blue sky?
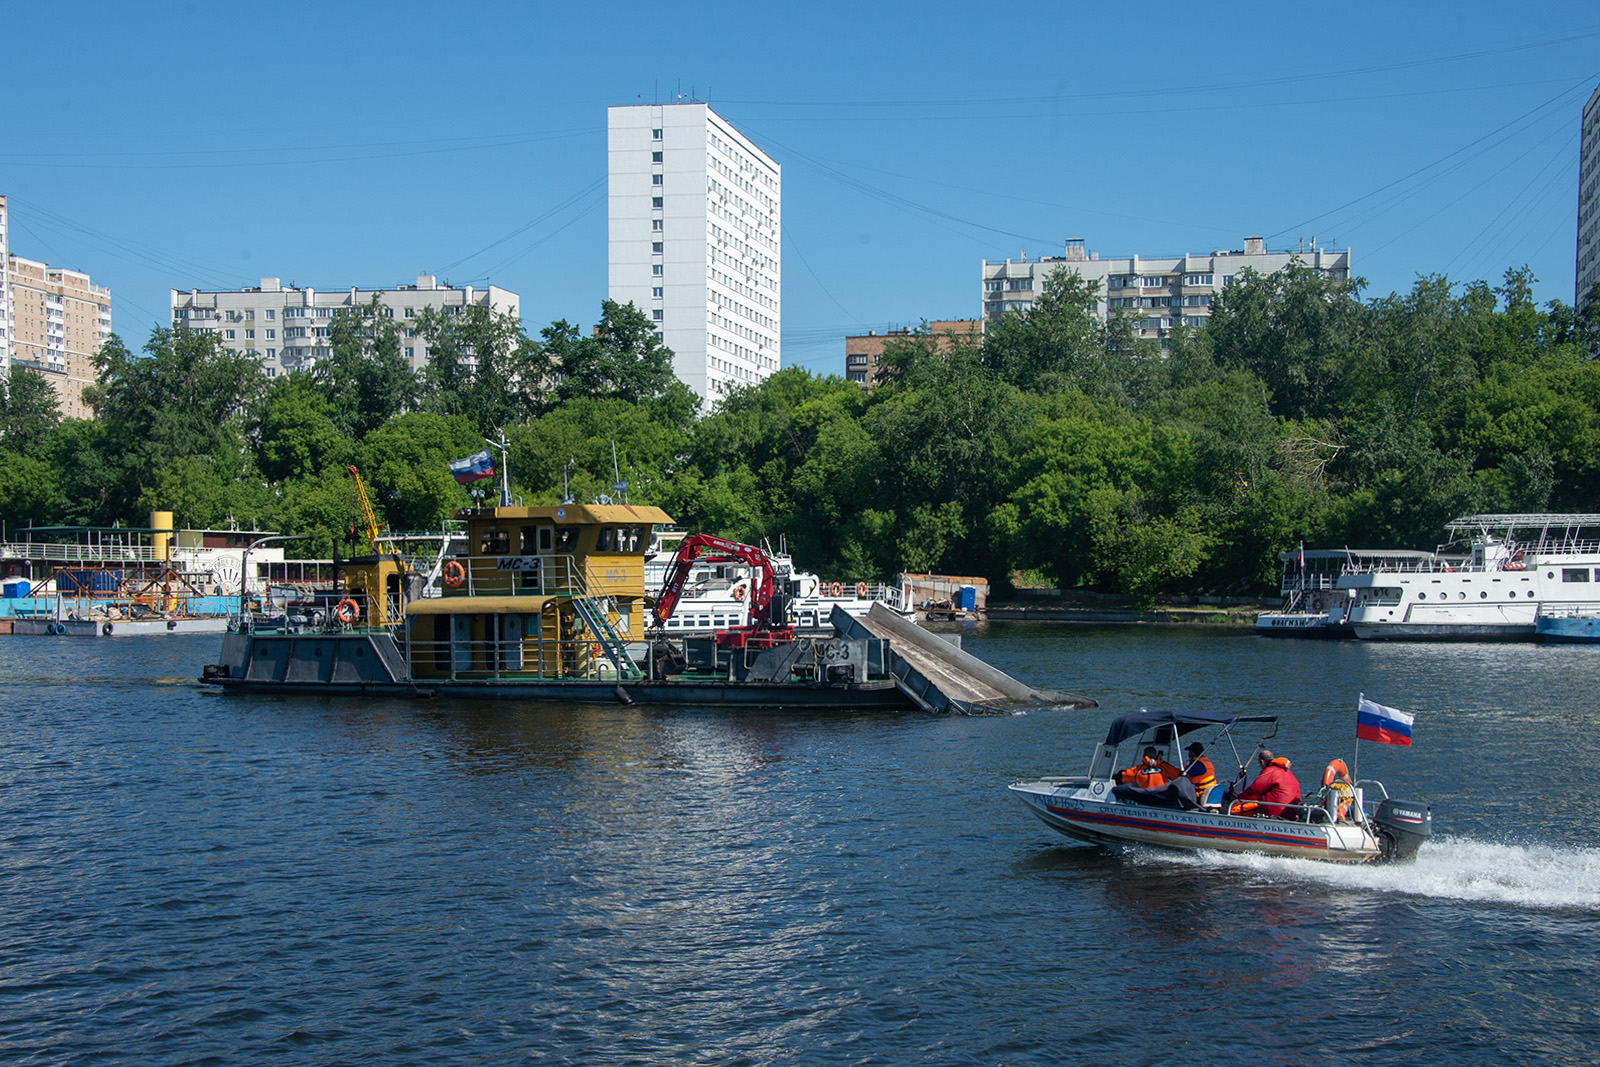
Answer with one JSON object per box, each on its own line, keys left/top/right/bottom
{"left": 4, "top": 2, "right": 1598, "bottom": 374}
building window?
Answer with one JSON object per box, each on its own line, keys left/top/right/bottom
{"left": 652, "top": 197, "right": 663, "bottom": 208}
{"left": 266, "top": 309, "right": 275, "bottom": 320}
{"left": 225, "top": 329, "right": 235, "bottom": 339}
{"left": 652, "top": 175, "right": 663, "bottom": 186}
{"left": 652, "top": 265, "right": 663, "bottom": 276}
{"left": 1006, "top": 278, "right": 1031, "bottom": 290}
{"left": 984, "top": 280, "right": 1003, "bottom": 291}
{"left": 652, "top": 287, "right": 663, "bottom": 298}
{"left": 652, "top": 220, "right": 663, "bottom": 231}
{"left": 245, "top": 329, "right": 255, "bottom": 339}
{"left": 652, "top": 151, "right": 663, "bottom": 163}
{"left": 652, "top": 310, "right": 664, "bottom": 321}
{"left": 1185, "top": 274, "right": 1214, "bottom": 285}
{"left": 404, "top": 307, "right": 414, "bottom": 317}
{"left": 652, "top": 242, "right": 663, "bottom": 253}
{"left": 652, "top": 128, "right": 662, "bottom": 140}
{"left": 406, "top": 347, "right": 415, "bottom": 359}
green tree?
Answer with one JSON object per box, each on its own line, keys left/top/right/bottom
{"left": 551, "top": 300, "right": 681, "bottom": 406}
{"left": 254, "top": 373, "right": 352, "bottom": 484}
{"left": 0, "top": 366, "right": 63, "bottom": 457}
{"left": 417, "top": 304, "right": 547, "bottom": 433}
{"left": 319, "top": 297, "right": 419, "bottom": 437}
{"left": 84, "top": 328, "right": 266, "bottom": 524}
{"left": 1207, "top": 262, "right": 1363, "bottom": 421}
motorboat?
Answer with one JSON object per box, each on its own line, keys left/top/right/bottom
{"left": 1009, "top": 709, "right": 1431, "bottom": 863}
{"left": 1340, "top": 513, "right": 1600, "bottom": 641}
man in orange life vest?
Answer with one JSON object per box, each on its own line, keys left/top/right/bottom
{"left": 1228, "top": 749, "right": 1302, "bottom": 817}
{"left": 1116, "top": 747, "right": 1182, "bottom": 789}
{"left": 1181, "top": 742, "right": 1217, "bottom": 801}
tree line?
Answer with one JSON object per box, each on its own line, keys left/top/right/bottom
{"left": 1, "top": 268, "right": 1597, "bottom": 600}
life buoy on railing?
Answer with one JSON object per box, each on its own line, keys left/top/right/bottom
{"left": 856, "top": 582, "right": 868, "bottom": 598}
{"left": 830, "top": 582, "right": 843, "bottom": 597}
{"left": 335, "top": 598, "right": 361, "bottom": 624}
{"left": 732, "top": 584, "right": 746, "bottom": 600}
{"left": 442, "top": 560, "right": 466, "bottom": 587}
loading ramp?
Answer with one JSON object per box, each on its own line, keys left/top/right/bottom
{"left": 834, "top": 604, "right": 1096, "bottom": 714}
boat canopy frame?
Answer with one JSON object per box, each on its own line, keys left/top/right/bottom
{"left": 1089, "top": 710, "right": 1279, "bottom": 783}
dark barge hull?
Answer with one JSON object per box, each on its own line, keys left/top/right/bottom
{"left": 199, "top": 629, "right": 917, "bottom": 709}
{"left": 203, "top": 674, "right": 914, "bottom": 708}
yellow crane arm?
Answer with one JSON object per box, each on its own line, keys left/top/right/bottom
{"left": 348, "top": 465, "right": 382, "bottom": 555}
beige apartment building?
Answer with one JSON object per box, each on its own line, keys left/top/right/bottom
{"left": 844, "top": 320, "right": 982, "bottom": 390}
{"left": 0, "top": 195, "right": 114, "bottom": 420}
{"left": 171, "top": 276, "right": 519, "bottom": 377}
{"left": 982, "top": 236, "right": 1351, "bottom": 349}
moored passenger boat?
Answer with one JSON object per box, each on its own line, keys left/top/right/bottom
{"left": 1340, "top": 514, "right": 1600, "bottom": 641}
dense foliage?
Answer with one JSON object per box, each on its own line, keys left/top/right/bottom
{"left": 2, "top": 271, "right": 1597, "bottom": 599}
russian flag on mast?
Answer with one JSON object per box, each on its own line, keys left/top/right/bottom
{"left": 1356, "top": 696, "right": 1415, "bottom": 747}
{"left": 449, "top": 449, "right": 496, "bottom": 485}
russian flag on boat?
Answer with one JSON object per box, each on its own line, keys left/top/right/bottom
{"left": 1356, "top": 697, "right": 1414, "bottom": 747}
{"left": 449, "top": 449, "right": 496, "bottom": 484}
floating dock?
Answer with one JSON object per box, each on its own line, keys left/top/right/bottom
{"left": 836, "top": 603, "right": 1095, "bottom": 713}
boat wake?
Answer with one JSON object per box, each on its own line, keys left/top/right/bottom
{"left": 1147, "top": 836, "right": 1600, "bottom": 910}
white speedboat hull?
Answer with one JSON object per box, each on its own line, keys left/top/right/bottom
{"left": 1010, "top": 778, "right": 1382, "bottom": 863}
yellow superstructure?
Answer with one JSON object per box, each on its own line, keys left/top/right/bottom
{"left": 404, "top": 501, "right": 672, "bottom": 681}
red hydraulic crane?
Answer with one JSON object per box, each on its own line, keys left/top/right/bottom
{"left": 652, "top": 533, "right": 793, "bottom": 649}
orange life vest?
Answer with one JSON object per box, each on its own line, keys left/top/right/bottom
{"left": 1119, "top": 757, "right": 1180, "bottom": 790}
{"left": 1185, "top": 756, "right": 1217, "bottom": 793}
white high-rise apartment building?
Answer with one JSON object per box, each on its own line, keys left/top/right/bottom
{"left": 982, "top": 237, "right": 1352, "bottom": 347}
{"left": 608, "top": 103, "right": 780, "bottom": 401}
{"left": 1577, "top": 81, "right": 1600, "bottom": 309}
{"left": 170, "top": 276, "right": 518, "bottom": 377}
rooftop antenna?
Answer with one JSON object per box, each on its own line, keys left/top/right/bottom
{"left": 610, "top": 440, "right": 628, "bottom": 504}
{"left": 561, "top": 458, "right": 575, "bottom": 505}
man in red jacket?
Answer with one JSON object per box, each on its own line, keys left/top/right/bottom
{"left": 1229, "top": 750, "right": 1302, "bottom": 817}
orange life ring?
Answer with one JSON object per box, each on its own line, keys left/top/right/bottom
{"left": 830, "top": 582, "right": 843, "bottom": 597}
{"left": 1321, "top": 759, "right": 1349, "bottom": 788}
{"left": 856, "top": 582, "right": 868, "bottom": 598}
{"left": 733, "top": 584, "right": 746, "bottom": 600}
{"left": 335, "top": 598, "right": 361, "bottom": 624}
{"left": 442, "top": 560, "right": 466, "bottom": 587}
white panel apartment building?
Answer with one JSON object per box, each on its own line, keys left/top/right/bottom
{"left": 608, "top": 103, "right": 779, "bottom": 401}
{"left": 982, "top": 237, "right": 1352, "bottom": 345}
{"left": 1578, "top": 81, "right": 1600, "bottom": 309}
{"left": 170, "top": 276, "right": 519, "bottom": 377}
{"left": 1, "top": 195, "right": 114, "bottom": 420}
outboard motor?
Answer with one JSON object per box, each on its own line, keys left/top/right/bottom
{"left": 1371, "top": 798, "right": 1432, "bottom": 862}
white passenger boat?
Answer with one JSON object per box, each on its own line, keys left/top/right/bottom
{"left": 1010, "top": 710, "right": 1431, "bottom": 864}
{"left": 1339, "top": 513, "right": 1600, "bottom": 641}
{"left": 1254, "top": 548, "right": 1445, "bottom": 638}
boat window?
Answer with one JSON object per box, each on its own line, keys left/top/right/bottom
{"left": 1418, "top": 592, "right": 1426, "bottom": 600}
{"left": 539, "top": 527, "right": 553, "bottom": 552}
{"left": 597, "top": 527, "right": 614, "bottom": 552}
{"left": 480, "top": 529, "right": 509, "bottom": 555}
{"left": 1562, "top": 568, "right": 1591, "bottom": 583}
{"left": 554, "top": 527, "right": 578, "bottom": 551}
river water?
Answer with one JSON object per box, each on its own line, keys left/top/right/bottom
{"left": 1, "top": 625, "right": 1597, "bottom": 1064}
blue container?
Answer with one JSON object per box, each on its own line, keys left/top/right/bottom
{"left": 1, "top": 580, "right": 26, "bottom": 598}
{"left": 958, "top": 586, "right": 977, "bottom": 611}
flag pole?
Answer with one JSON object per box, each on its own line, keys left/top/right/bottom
{"left": 1354, "top": 691, "right": 1363, "bottom": 784}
